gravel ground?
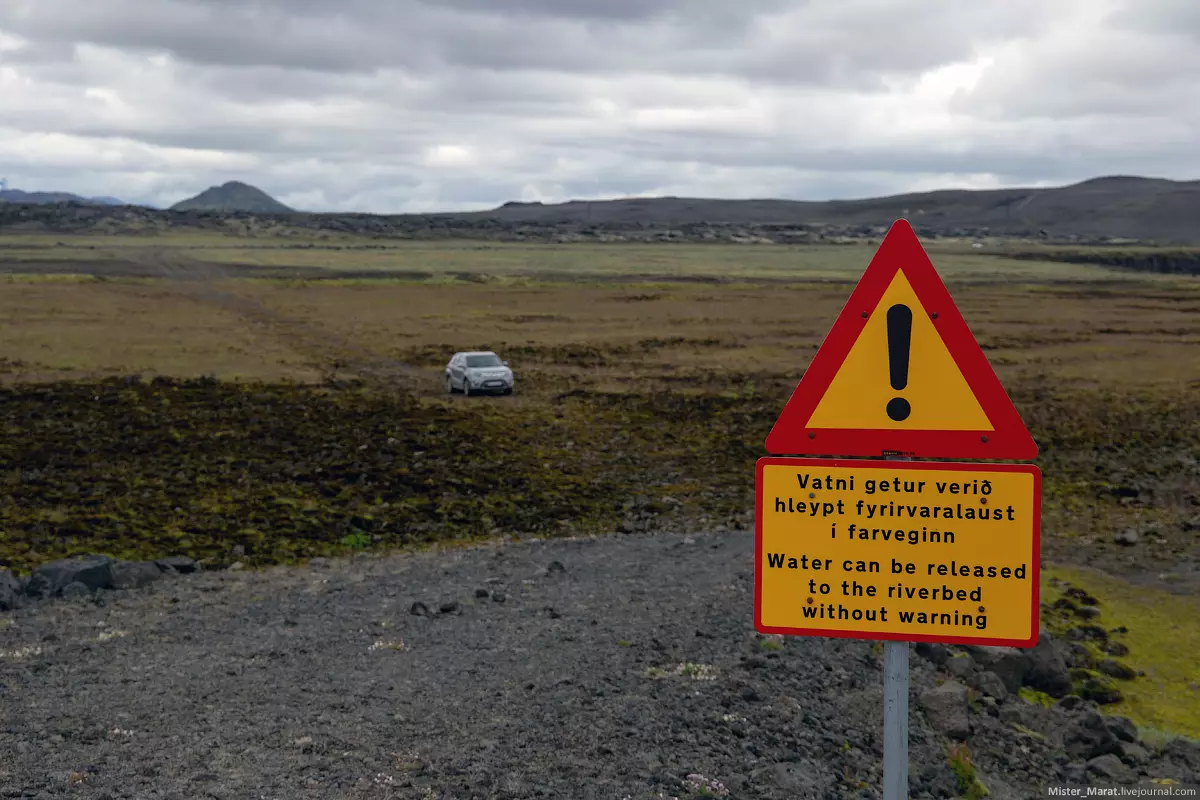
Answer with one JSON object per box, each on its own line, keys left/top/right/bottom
{"left": 1, "top": 529, "right": 1196, "bottom": 800}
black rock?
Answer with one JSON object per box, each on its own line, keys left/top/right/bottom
{"left": 1065, "top": 642, "right": 1094, "bottom": 669}
{"left": 61, "top": 581, "right": 91, "bottom": 601}
{"left": 491, "top": 592, "right": 506, "bottom": 603}
{"left": 1065, "top": 625, "right": 1108, "bottom": 643}
{"left": 972, "top": 670, "right": 1009, "bottom": 701}
{"left": 919, "top": 681, "right": 970, "bottom": 741}
{"left": 547, "top": 560, "right": 565, "bottom": 574}
{"left": 915, "top": 642, "right": 948, "bottom": 666}
{"left": 1065, "top": 587, "right": 1099, "bottom": 606}
{"left": 410, "top": 602, "right": 429, "bottom": 616}
{"left": 155, "top": 556, "right": 198, "bottom": 574}
{"left": 1104, "top": 716, "right": 1138, "bottom": 744}
{"left": 1096, "top": 659, "right": 1137, "bottom": 681}
{"left": 111, "top": 561, "right": 164, "bottom": 590}
{"left": 26, "top": 555, "right": 114, "bottom": 598}
{"left": 916, "top": 763, "right": 958, "bottom": 799}
{"left": 1103, "top": 642, "right": 1130, "bottom": 657}
{"left": 1081, "top": 679, "right": 1123, "bottom": 704}
{"left": 1060, "top": 762, "right": 1088, "bottom": 783}
{"left": 475, "top": 588, "right": 489, "bottom": 598}
{"left": 1161, "top": 738, "right": 1200, "bottom": 771}
{"left": 1075, "top": 606, "right": 1102, "bottom": 620}
{"left": 1025, "top": 630, "right": 1074, "bottom": 698}
{"left": 1056, "top": 695, "right": 1086, "bottom": 711}
{"left": 438, "top": 600, "right": 460, "bottom": 614}
{"left": 1087, "top": 754, "right": 1135, "bottom": 783}
{"left": 1064, "top": 712, "right": 1120, "bottom": 759}
{"left": 0, "top": 569, "right": 21, "bottom": 611}
{"left": 970, "top": 646, "right": 1030, "bottom": 693}
{"left": 945, "top": 655, "right": 975, "bottom": 680}
{"left": 1116, "top": 741, "right": 1149, "bottom": 766}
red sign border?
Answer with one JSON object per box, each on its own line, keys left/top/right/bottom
{"left": 754, "top": 457, "right": 1042, "bottom": 648}
{"left": 764, "top": 219, "right": 1038, "bottom": 461}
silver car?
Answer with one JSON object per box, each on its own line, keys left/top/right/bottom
{"left": 445, "top": 351, "right": 514, "bottom": 396}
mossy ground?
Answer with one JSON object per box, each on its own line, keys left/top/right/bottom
{"left": 2, "top": 238, "right": 1198, "bottom": 746}
{"left": 1041, "top": 566, "right": 1200, "bottom": 740}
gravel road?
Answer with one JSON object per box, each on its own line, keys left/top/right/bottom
{"left": 1, "top": 530, "right": 1196, "bottom": 799}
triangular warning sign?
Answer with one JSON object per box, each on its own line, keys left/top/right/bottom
{"left": 765, "top": 219, "right": 1037, "bottom": 460}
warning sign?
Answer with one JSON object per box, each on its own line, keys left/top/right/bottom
{"left": 765, "top": 219, "right": 1037, "bottom": 461}
{"left": 754, "top": 458, "right": 1040, "bottom": 647}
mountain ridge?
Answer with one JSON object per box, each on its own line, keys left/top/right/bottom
{"left": 0, "top": 188, "right": 129, "bottom": 206}
{"left": 1, "top": 175, "right": 1197, "bottom": 244}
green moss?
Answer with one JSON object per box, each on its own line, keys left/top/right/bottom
{"left": 1042, "top": 567, "right": 1200, "bottom": 740}
{"left": 1018, "top": 688, "right": 1056, "bottom": 708}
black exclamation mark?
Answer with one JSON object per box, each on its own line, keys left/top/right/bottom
{"left": 886, "top": 304, "right": 912, "bottom": 421}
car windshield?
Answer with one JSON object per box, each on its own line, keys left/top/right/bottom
{"left": 465, "top": 354, "right": 502, "bottom": 368}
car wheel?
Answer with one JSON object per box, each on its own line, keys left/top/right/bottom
{"left": 504, "top": 387, "right": 513, "bottom": 396}
{"left": 446, "top": 375, "right": 455, "bottom": 394}
{"left": 463, "top": 380, "right": 473, "bottom": 397}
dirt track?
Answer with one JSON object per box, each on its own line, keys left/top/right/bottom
{"left": 2, "top": 529, "right": 1196, "bottom": 799}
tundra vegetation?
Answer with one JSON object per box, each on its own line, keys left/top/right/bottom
{"left": 1, "top": 230, "right": 1198, "bottom": 740}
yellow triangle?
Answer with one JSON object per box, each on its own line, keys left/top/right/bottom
{"left": 807, "top": 271, "right": 994, "bottom": 431}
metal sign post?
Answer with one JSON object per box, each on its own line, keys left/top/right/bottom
{"left": 883, "top": 641, "right": 909, "bottom": 800}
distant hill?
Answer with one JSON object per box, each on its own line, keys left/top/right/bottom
{"left": 170, "top": 181, "right": 293, "bottom": 213}
{"left": 0, "top": 189, "right": 128, "bottom": 206}
{"left": 458, "top": 176, "right": 1200, "bottom": 243}
{"left": 2, "top": 175, "right": 1198, "bottom": 245}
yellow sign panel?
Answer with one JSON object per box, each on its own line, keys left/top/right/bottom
{"left": 755, "top": 458, "right": 1040, "bottom": 647}
{"left": 808, "top": 272, "right": 993, "bottom": 431}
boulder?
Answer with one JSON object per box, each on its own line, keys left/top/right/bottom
{"left": 945, "top": 654, "right": 976, "bottom": 680}
{"left": 61, "top": 581, "right": 91, "bottom": 601}
{"left": 972, "top": 670, "right": 1009, "bottom": 702}
{"left": 1065, "top": 642, "right": 1094, "bottom": 668}
{"left": 915, "top": 642, "right": 949, "bottom": 667}
{"left": 111, "top": 561, "right": 164, "bottom": 590}
{"left": 1025, "top": 630, "right": 1074, "bottom": 698}
{"left": 1161, "top": 738, "right": 1200, "bottom": 772}
{"left": 155, "top": 556, "right": 198, "bottom": 574}
{"left": 1116, "top": 742, "right": 1149, "bottom": 766}
{"left": 1096, "top": 659, "right": 1137, "bottom": 681}
{"left": 0, "top": 568, "right": 21, "bottom": 611}
{"left": 1103, "top": 716, "right": 1138, "bottom": 743}
{"left": 25, "top": 555, "right": 114, "bottom": 598}
{"left": 965, "top": 646, "right": 1030, "bottom": 693}
{"left": 1064, "top": 711, "right": 1120, "bottom": 760}
{"left": 919, "top": 681, "right": 970, "bottom": 741}
{"left": 1081, "top": 678, "right": 1123, "bottom": 705}
{"left": 1087, "top": 754, "right": 1135, "bottom": 783}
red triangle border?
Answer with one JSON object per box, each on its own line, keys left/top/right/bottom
{"left": 764, "top": 219, "right": 1038, "bottom": 461}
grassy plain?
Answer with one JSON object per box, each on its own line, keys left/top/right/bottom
{"left": 1, "top": 232, "right": 1198, "bottom": 735}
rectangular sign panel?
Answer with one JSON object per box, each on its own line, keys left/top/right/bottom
{"left": 755, "top": 458, "right": 1040, "bottom": 647}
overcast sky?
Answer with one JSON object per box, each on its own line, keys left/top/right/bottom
{"left": 0, "top": 0, "right": 1197, "bottom": 212}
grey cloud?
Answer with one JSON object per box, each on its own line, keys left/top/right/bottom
{"left": 1, "top": 0, "right": 1198, "bottom": 213}
{"left": 0, "top": 0, "right": 1045, "bottom": 86}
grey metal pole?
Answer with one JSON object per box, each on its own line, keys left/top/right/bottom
{"left": 882, "top": 451, "right": 910, "bottom": 800}
{"left": 882, "top": 640, "right": 909, "bottom": 800}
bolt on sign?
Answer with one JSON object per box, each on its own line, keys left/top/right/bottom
{"left": 755, "top": 219, "right": 1042, "bottom": 647}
